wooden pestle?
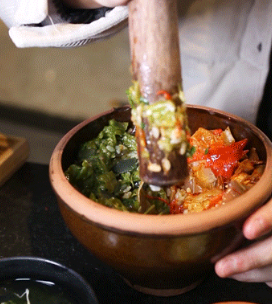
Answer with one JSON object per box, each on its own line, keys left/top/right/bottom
{"left": 128, "top": 0, "right": 188, "bottom": 186}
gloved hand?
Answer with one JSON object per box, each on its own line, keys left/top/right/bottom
{"left": 0, "top": 0, "right": 129, "bottom": 48}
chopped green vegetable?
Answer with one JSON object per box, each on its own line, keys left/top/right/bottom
{"left": 112, "top": 158, "right": 138, "bottom": 174}
{"left": 65, "top": 119, "right": 170, "bottom": 214}
{"left": 187, "top": 145, "right": 196, "bottom": 158}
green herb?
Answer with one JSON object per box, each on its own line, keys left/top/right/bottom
{"left": 187, "top": 145, "right": 196, "bottom": 157}
{"left": 65, "top": 119, "right": 170, "bottom": 214}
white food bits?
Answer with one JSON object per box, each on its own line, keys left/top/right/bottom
{"left": 146, "top": 109, "right": 153, "bottom": 116}
{"left": 116, "top": 144, "right": 125, "bottom": 154}
{"left": 149, "top": 184, "right": 161, "bottom": 192}
{"left": 174, "top": 189, "right": 187, "bottom": 202}
{"left": 123, "top": 186, "right": 131, "bottom": 193}
{"left": 166, "top": 187, "right": 172, "bottom": 197}
{"left": 162, "top": 158, "right": 171, "bottom": 173}
{"left": 148, "top": 162, "right": 161, "bottom": 172}
{"left": 135, "top": 105, "right": 143, "bottom": 126}
{"left": 106, "top": 145, "right": 115, "bottom": 152}
{"left": 170, "top": 128, "right": 182, "bottom": 144}
{"left": 224, "top": 127, "right": 235, "bottom": 144}
{"left": 179, "top": 142, "right": 187, "bottom": 155}
{"left": 164, "top": 102, "right": 176, "bottom": 112}
{"left": 151, "top": 126, "right": 160, "bottom": 139}
{"left": 122, "top": 191, "right": 132, "bottom": 199}
{"left": 160, "top": 127, "right": 166, "bottom": 138}
{"left": 115, "top": 145, "right": 121, "bottom": 154}
{"left": 170, "top": 127, "right": 185, "bottom": 145}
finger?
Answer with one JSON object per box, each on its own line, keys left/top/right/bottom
{"left": 230, "top": 264, "right": 272, "bottom": 283}
{"left": 95, "top": 0, "right": 130, "bottom": 7}
{"left": 266, "top": 282, "right": 272, "bottom": 288}
{"left": 215, "top": 235, "right": 272, "bottom": 278}
{"left": 243, "top": 197, "right": 272, "bottom": 240}
{"left": 62, "top": 0, "right": 130, "bottom": 9}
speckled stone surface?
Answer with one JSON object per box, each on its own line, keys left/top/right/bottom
{"left": 0, "top": 162, "right": 271, "bottom": 304}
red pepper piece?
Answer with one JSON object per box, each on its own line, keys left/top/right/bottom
{"left": 211, "top": 129, "right": 223, "bottom": 135}
{"left": 169, "top": 199, "right": 184, "bottom": 214}
{"left": 187, "top": 149, "right": 206, "bottom": 163}
{"left": 206, "top": 139, "right": 248, "bottom": 179}
{"left": 209, "top": 192, "right": 223, "bottom": 207}
{"left": 145, "top": 194, "right": 169, "bottom": 205}
{"left": 157, "top": 90, "right": 172, "bottom": 100}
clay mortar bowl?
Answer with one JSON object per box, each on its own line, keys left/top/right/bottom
{"left": 49, "top": 105, "right": 272, "bottom": 296}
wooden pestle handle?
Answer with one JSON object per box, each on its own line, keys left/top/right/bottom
{"left": 128, "top": 0, "right": 188, "bottom": 186}
{"left": 129, "top": 0, "right": 181, "bottom": 102}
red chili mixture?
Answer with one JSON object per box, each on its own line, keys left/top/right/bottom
{"left": 150, "top": 127, "right": 264, "bottom": 214}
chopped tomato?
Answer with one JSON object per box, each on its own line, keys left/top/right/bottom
{"left": 211, "top": 129, "right": 223, "bottom": 135}
{"left": 206, "top": 139, "right": 248, "bottom": 178}
{"left": 209, "top": 192, "right": 223, "bottom": 207}
{"left": 187, "top": 138, "right": 248, "bottom": 178}
{"left": 187, "top": 149, "right": 206, "bottom": 163}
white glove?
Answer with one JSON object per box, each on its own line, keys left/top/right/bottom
{"left": 0, "top": 0, "right": 128, "bottom": 48}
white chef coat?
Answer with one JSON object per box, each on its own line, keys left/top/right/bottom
{"left": 179, "top": 0, "right": 272, "bottom": 124}
{"left": 1, "top": 0, "right": 272, "bottom": 124}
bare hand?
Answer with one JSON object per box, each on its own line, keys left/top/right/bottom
{"left": 215, "top": 197, "right": 272, "bottom": 287}
{"left": 62, "top": 0, "right": 130, "bottom": 9}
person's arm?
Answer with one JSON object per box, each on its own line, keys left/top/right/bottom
{"left": 215, "top": 197, "right": 272, "bottom": 287}
{"left": 0, "top": 0, "right": 129, "bottom": 48}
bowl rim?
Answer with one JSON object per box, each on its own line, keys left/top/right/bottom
{"left": 0, "top": 256, "right": 98, "bottom": 304}
{"left": 49, "top": 105, "right": 272, "bottom": 236}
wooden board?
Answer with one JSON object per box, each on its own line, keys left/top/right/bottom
{"left": 0, "top": 133, "right": 29, "bottom": 186}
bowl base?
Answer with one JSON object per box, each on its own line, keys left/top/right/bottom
{"left": 124, "top": 278, "right": 203, "bottom": 296}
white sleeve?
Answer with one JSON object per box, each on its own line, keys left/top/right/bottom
{"left": 179, "top": 0, "right": 272, "bottom": 124}
{"left": 0, "top": 0, "right": 128, "bottom": 48}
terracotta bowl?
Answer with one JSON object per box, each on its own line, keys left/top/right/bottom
{"left": 49, "top": 105, "right": 272, "bottom": 296}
